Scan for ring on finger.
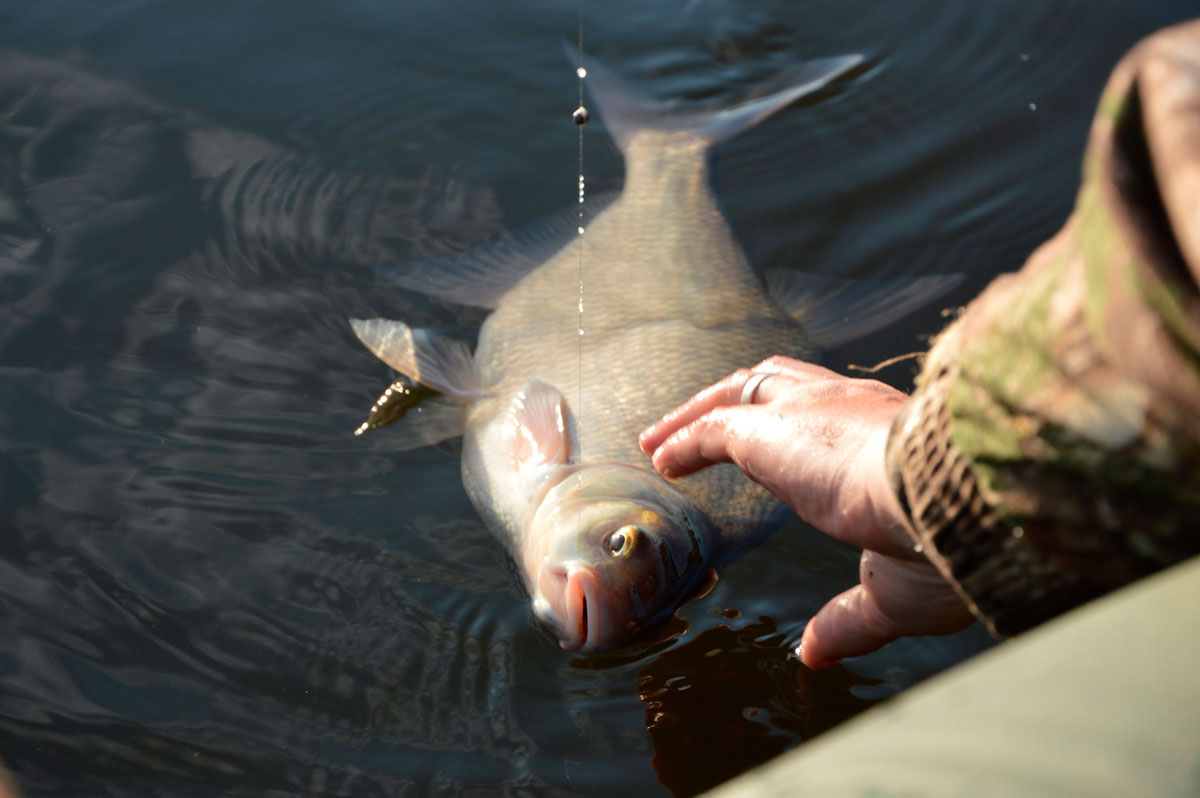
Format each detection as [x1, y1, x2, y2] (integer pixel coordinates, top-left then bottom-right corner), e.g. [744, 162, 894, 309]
[739, 372, 774, 405]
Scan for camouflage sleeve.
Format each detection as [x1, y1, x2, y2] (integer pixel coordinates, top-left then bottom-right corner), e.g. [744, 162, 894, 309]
[885, 20, 1200, 638]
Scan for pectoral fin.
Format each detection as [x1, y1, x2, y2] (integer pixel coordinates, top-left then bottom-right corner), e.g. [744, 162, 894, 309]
[506, 380, 570, 469]
[349, 318, 484, 399]
[765, 271, 964, 350]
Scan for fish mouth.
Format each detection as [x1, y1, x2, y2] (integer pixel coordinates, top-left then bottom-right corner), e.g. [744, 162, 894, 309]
[536, 564, 613, 653]
[567, 570, 589, 648]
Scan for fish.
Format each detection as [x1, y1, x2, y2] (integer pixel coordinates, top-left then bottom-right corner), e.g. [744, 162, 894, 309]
[350, 49, 958, 653]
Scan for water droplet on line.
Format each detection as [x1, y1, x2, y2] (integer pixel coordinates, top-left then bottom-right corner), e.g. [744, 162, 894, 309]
[577, 66, 587, 79]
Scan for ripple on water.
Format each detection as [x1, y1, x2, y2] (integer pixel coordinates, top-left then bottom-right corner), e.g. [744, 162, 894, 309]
[638, 617, 880, 797]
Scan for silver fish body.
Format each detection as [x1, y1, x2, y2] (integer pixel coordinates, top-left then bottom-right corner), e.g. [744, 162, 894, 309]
[454, 127, 802, 650]
[467, 128, 807, 543]
[352, 51, 955, 652]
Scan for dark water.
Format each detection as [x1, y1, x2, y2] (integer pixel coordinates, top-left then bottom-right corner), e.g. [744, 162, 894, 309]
[0, 2, 1194, 796]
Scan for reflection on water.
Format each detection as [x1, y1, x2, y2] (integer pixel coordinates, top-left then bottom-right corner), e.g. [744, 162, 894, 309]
[0, 1, 1196, 795]
[639, 616, 878, 797]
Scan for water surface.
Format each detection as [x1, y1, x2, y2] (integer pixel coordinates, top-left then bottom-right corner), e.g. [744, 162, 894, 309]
[0, 2, 1195, 795]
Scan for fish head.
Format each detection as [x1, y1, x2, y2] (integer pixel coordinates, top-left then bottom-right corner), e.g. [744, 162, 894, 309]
[526, 465, 715, 653]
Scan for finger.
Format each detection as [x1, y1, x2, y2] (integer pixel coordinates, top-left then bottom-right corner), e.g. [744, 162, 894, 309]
[639, 368, 756, 455]
[639, 364, 814, 455]
[646, 375, 886, 483]
[640, 359, 839, 454]
[797, 583, 906, 669]
[648, 405, 760, 479]
[799, 553, 975, 668]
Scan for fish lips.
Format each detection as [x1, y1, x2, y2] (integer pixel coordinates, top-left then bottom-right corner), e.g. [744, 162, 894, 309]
[535, 563, 629, 653]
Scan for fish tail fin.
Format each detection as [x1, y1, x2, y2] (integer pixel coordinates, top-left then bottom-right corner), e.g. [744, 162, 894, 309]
[565, 42, 863, 153]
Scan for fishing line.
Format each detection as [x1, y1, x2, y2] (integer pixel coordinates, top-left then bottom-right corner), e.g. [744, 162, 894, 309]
[573, 1, 588, 527]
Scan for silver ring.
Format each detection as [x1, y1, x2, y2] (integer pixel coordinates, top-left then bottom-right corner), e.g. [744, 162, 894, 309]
[739, 372, 773, 405]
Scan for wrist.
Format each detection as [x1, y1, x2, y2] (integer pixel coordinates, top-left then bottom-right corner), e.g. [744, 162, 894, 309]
[860, 421, 918, 556]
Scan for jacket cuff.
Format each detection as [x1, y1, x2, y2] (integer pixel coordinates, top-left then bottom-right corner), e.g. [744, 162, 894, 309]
[885, 362, 1106, 639]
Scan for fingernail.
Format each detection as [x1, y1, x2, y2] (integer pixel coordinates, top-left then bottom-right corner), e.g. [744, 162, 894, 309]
[798, 626, 835, 670]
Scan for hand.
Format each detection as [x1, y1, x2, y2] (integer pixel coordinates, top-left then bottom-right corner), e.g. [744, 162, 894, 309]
[639, 356, 975, 668]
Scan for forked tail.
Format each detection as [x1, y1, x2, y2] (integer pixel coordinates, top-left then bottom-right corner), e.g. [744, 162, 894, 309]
[566, 42, 863, 154]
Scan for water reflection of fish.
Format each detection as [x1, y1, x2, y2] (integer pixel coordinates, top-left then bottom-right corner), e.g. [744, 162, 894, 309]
[352, 51, 956, 653]
[0, 49, 500, 275]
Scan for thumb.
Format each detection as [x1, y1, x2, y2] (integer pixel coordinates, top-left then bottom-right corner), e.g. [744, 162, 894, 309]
[798, 553, 977, 669]
[797, 583, 904, 669]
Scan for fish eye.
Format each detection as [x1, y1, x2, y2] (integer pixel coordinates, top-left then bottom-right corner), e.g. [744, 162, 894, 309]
[607, 525, 639, 558]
